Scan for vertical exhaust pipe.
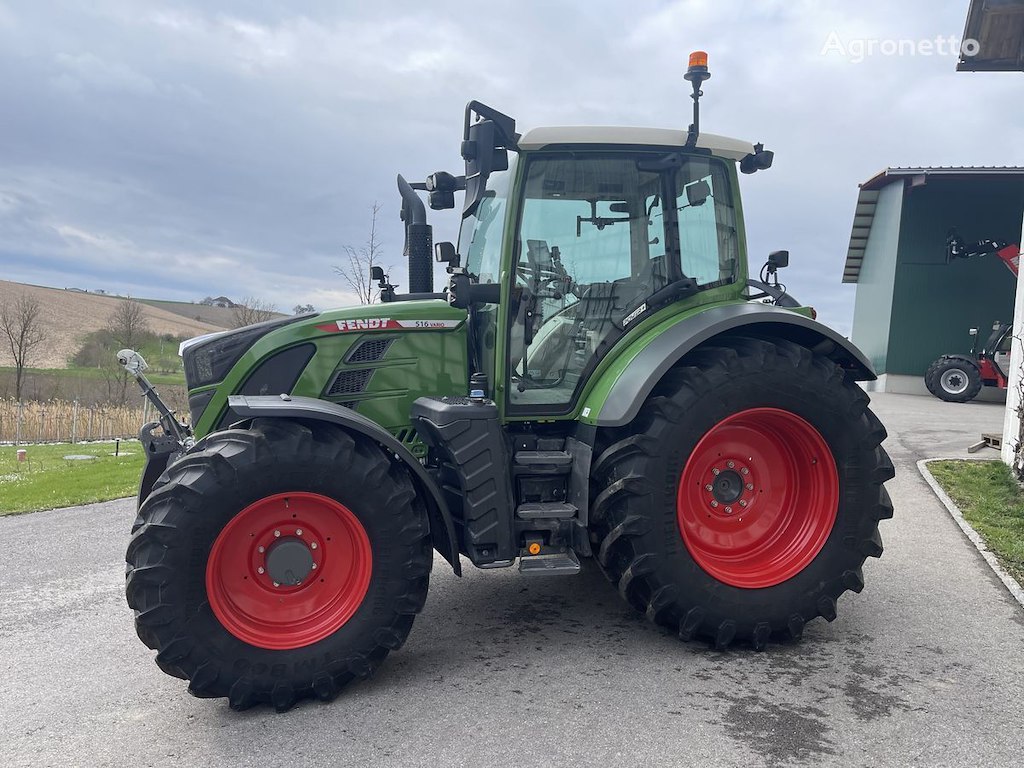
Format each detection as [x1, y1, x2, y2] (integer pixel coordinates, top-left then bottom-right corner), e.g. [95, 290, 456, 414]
[397, 174, 433, 294]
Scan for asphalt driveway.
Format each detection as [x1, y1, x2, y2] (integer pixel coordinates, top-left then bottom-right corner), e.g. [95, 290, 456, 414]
[1, 392, 1022, 768]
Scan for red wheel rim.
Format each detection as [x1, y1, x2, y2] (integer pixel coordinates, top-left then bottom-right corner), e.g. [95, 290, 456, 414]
[676, 407, 839, 589]
[206, 492, 372, 650]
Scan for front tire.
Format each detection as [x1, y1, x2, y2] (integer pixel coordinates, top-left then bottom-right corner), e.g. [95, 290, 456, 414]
[126, 419, 432, 710]
[591, 337, 894, 649]
[925, 357, 982, 403]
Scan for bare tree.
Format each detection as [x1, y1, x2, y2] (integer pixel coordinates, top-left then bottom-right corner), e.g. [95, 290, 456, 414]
[334, 202, 389, 304]
[232, 296, 278, 328]
[108, 297, 150, 349]
[106, 297, 151, 404]
[0, 292, 47, 400]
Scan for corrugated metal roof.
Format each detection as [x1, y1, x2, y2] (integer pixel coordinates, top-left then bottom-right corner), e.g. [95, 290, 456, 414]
[842, 167, 1024, 283]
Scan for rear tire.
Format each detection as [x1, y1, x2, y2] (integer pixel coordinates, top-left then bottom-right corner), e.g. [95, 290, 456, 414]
[591, 337, 894, 649]
[925, 357, 982, 403]
[126, 418, 432, 710]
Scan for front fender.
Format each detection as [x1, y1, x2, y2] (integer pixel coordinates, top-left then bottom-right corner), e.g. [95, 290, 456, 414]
[590, 302, 876, 428]
[227, 394, 461, 575]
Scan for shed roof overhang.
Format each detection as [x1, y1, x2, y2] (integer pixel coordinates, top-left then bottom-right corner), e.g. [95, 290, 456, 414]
[958, 0, 1024, 72]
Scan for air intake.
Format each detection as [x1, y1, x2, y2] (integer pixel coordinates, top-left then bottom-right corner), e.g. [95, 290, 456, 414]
[327, 368, 374, 396]
[346, 338, 393, 364]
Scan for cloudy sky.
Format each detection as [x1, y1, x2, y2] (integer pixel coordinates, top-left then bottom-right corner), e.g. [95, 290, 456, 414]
[0, 0, 1020, 334]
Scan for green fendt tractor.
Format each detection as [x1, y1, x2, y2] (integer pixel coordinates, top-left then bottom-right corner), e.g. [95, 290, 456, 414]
[122, 53, 894, 711]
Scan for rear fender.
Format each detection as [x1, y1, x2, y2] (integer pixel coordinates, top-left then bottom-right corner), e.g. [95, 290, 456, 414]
[227, 394, 461, 575]
[593, 303, 876, 428]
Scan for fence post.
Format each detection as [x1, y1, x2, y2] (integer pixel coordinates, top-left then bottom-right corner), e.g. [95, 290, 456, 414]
[72, 400, 79, 444]
[15, 401, 23, 446]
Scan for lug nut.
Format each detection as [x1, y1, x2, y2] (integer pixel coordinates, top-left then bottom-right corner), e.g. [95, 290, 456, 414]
[705, 484, 713, 492]
[740, 467, 749, 475]
[727, 460, 735, 469]
[274, 530, 281, 538]
[710, 500, 719, 508]
[295, 529, 303, 536]
[712, 468, 720, 476]
[310, 542, 318, 550]
[725, 506, 733, 514]
[739, 500, 747, 508]
[257, 545, 265, 553]
[746, 483, 754, 491]
[272, 581, 280, 588]
[311, 563, 318, 570]
[257, 566, 265, 574]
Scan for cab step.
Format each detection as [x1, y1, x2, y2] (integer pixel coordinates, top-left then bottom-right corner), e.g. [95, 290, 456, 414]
[518, 549, 581, 576]
[514, 450, 572, 473]
[516, 501, 578, 520]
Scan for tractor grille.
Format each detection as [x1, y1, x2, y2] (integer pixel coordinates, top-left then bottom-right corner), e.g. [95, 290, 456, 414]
[346, 338, 393, 363]
[327, 368, 374, 396]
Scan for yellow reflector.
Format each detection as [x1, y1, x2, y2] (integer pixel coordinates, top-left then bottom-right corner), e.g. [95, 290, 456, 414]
[528, 542, 541, 555]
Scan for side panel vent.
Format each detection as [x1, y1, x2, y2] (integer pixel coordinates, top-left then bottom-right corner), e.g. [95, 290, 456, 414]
[346, 338, 393, 364]
[394, 427, 418, 445]
[327, 368, 374, 396]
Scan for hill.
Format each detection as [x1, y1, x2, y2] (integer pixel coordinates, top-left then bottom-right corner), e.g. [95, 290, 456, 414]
[0, 280, 224, 369]
[139, 298, 286, 327]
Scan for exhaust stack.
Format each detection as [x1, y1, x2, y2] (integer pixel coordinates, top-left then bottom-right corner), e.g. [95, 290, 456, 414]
[397, 174, 433, 294]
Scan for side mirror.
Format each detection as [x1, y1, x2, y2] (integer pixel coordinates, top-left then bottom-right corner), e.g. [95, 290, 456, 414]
[685, 180, 711, 208]
[435, 241, 460, 267]
[740, 143, 774, 174]
[969, 328, 979, 336]
[768, 250, 789, 270]
[370, 266, 385, 281]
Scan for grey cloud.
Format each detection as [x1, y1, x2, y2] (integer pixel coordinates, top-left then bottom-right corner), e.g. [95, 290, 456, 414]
[0, 0, 1020, 332]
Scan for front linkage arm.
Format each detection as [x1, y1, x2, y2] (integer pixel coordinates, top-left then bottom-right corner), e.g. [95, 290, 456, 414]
[117, 348, 194, 460]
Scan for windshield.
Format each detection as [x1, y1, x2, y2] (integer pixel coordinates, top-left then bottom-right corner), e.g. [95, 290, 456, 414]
[460, 162, 513, 285]
[509, 153, 737, 412]
[458, 159, 515, 379]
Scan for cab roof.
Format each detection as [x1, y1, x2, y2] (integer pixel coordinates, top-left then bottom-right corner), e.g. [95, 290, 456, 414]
[517, 126, 755, 161]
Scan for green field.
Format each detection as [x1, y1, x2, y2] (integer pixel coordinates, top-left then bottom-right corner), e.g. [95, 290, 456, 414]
[929, 459, 1024, 586]
[0, 365, 185, 387]
[0, 441, 144, 515]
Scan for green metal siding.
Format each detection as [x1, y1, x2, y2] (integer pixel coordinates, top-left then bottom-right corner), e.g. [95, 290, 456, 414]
[886, 177, 1024, 375]
[851, 181, 903, 374]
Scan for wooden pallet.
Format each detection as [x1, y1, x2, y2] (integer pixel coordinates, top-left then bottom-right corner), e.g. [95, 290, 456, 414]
[967, 432, 1003, 453]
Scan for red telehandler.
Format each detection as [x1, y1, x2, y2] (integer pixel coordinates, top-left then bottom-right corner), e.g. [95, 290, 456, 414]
[924, 231, 1020, 403]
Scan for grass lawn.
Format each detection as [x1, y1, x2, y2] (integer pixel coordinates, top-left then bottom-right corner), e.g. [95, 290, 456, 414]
[0, 441, 144, 515]
[929, 459, 1024, 586]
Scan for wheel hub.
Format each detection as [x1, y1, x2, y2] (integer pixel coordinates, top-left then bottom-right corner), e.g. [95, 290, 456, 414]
[265, 538, 314, 586]
[699, 461, 756, 515]
[941, 369, 969, 394]
[710, 468, 746, 505]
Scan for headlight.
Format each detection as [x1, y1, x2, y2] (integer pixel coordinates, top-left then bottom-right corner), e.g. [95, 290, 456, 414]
[182, 315, 307, 389]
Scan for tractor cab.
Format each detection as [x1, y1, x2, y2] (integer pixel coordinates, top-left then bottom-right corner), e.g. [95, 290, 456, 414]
[386, 53, 777, 420]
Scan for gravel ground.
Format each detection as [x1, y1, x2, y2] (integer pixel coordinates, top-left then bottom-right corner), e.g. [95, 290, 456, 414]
[1, 392, 1022, 768]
